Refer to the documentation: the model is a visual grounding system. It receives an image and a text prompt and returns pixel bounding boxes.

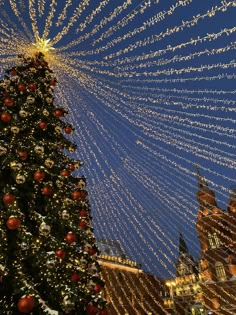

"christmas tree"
[0,52,107,315]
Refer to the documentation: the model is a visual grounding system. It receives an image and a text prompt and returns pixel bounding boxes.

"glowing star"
[33,37,55,54]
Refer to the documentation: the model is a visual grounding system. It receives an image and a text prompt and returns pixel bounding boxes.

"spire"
[179,232,189,256]
[195,164,217,212]
[195,164,208,190]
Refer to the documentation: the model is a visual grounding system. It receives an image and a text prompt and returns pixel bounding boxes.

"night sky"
[0,0,236,278]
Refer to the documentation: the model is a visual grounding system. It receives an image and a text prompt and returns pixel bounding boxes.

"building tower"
[195,167,236,314]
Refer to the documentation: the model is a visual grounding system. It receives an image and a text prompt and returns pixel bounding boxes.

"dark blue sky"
[0,0,236,278]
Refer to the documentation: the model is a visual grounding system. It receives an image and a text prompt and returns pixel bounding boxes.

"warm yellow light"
[33,37,55,54]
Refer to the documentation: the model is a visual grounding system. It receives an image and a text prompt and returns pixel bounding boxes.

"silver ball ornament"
[61,210,70,220]
[19,110,28,117]
[10,161,22,170]
[16,173,26,184]
[34,145,44,155]
[26,95,35,104]
[43,109,49,116]
[61,296,75,313]
[0,146,7,156]
[39,223,51,236]
[11,126,20,134]
[55,126,62,134]
[44,158,54,168]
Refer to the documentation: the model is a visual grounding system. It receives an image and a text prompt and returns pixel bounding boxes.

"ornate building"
[164,233,204,315]
[164,168,236,314]
[97,240,169,314]
[196,169,236,314]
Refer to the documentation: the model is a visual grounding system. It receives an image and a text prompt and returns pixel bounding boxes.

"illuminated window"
[215,262,226,281]
[208,232,220,249]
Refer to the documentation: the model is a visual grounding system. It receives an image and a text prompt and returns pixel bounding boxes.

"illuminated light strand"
[69,104,176,276]
[122,160,197,246]
[5,2,33,41]
[51,0,90,46]
[83,76,236,137]
[64,87,208,258]
[120,86,236,95]
[108,173,176,277]
[56,0,73,26]
[91,0,163,45]
[124,88,236,111]
[106,24,236,62]
[92,0,193,50]
[75,0,110,35]
[103,1,235,59]
[42,0,57,39]
[138,123,236,169]
[108,60,236,78]
[135,139,236,194]
[94,77,236,114]
[63,44,236,78]
[29,0,39,39]
[80,112,186,264]
[113,41,236,69]
[63,70,236,175]
[60,79,236,200]
[120,72,236,83]
[57,0,134,52]
[38,0,45,17]
[130,90,236,107]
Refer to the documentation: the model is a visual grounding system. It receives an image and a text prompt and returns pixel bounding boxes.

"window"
[208,232,221,249]
[215,262,226,281]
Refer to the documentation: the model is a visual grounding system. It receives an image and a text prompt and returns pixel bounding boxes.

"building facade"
[196,169,236,314]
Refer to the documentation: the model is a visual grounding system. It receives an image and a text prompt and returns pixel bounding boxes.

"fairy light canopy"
[0,0,235,285]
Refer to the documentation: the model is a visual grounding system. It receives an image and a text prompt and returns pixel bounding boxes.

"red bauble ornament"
[49,80,56,86]
[28,83,37,90]
[80,191,87,199]
[60,170,70,177]
[4,98,14,106]
[79,210,88,217]
[6,217,21,230]
[69,164,75,171]
[99,310,108,315]
[72,191,80,200]
[17,84,26,92]
[18,151,28,161]
[1,112,11,122]
[39,121,48,129]
[54,109,64,117]
[34,171,45,181]
[65,232,77,244]
[42,187,52,196]
[17,295,35,313]
[78,221,87,229]
[64,127,72,134]
[10,70,17,76]
[94,284,102,293]
[3,193,15,204]
[41,61,47,67]
[86,304,99,315]
[57,144,63,150]
[70,272,80,282]
[34,61,39,67]
[55,249,66,260]
[88,248,96,256]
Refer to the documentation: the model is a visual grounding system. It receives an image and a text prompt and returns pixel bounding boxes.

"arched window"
[208,232,220,249]
[215,261,226,281]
